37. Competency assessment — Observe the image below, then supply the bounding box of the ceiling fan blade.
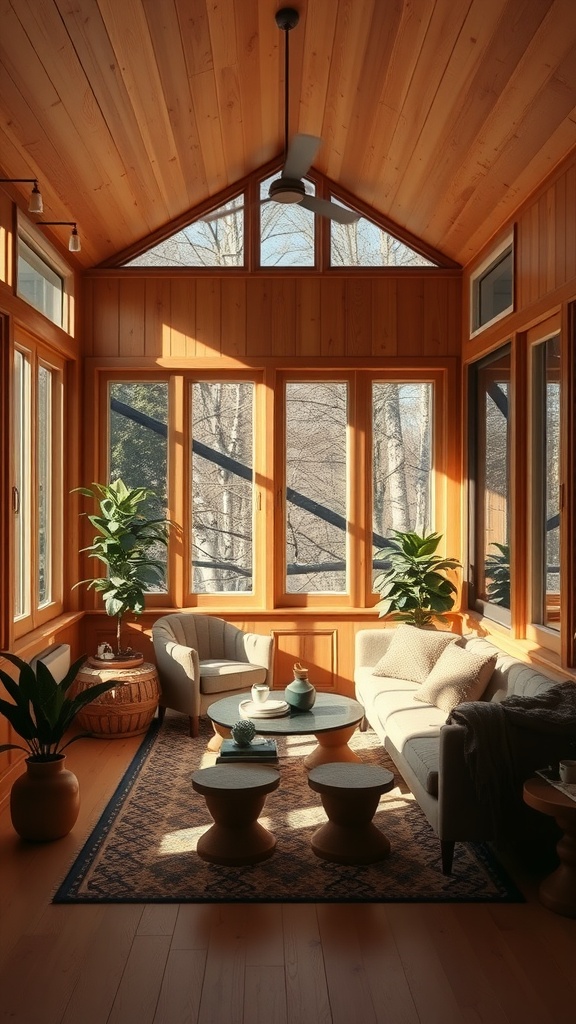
[283,134,322,180]
[299,195,360,224]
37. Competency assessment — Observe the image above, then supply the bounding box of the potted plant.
[0,652,116,840]
[485,542,510,607]
[373,529,461,627]
[74,479,170,659]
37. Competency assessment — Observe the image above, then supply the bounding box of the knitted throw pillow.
[371,624,460,684]
[413,643,497,713]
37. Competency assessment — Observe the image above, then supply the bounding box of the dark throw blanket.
[448,683,576,839]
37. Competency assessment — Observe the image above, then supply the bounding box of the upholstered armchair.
[152,613,274,739]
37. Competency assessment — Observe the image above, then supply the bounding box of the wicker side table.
[73,661,160,738]
[308,762,395,864]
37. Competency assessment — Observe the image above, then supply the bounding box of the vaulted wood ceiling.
[1,0,575,270]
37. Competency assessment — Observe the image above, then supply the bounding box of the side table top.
[78,661,156,678]
[523,777,576,815]
[192,764,280,794]
[308,762,394,794]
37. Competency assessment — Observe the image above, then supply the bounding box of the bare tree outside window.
[285,382,348,592]
[191,381,253,593]
[372,383,432,582]
[123,196,244,268]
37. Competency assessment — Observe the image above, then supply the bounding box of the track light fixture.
[38,221,81,252]
[0,177,43,213]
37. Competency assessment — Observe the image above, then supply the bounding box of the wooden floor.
[1,731,576,1024]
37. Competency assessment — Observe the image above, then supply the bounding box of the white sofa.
[354,626,561,873]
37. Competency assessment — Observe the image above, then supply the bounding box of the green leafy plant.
[0,652,115,762]
[373,529,461,627]
[485,542,510,608]
[74,479,170,655]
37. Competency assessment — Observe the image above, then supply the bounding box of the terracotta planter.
[10,755,80,842]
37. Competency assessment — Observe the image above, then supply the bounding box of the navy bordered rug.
[53,714,524,904]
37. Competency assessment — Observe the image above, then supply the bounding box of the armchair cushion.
[200,659,268,695]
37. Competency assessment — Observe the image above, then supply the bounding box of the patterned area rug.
[54,713,524,904]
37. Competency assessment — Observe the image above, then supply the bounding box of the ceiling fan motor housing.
[269,176,307,204]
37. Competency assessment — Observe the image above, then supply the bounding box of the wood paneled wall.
[83,272,462,361]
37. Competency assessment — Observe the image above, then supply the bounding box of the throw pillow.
[371,624,460,684]
[413,643,497,713]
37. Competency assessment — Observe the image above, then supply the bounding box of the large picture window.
[104,371,440,610]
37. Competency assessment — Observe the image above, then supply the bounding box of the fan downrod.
[275,7,299,31]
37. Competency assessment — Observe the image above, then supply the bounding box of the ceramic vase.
[284,667,316,712]
[10,755,80,841]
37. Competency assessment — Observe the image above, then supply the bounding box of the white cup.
[559,759,576,784]
[251,683,270,704]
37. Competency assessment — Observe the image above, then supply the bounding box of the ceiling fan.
[269,7,359,225]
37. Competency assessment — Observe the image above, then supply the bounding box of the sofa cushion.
[371,687,447,753]
[413,643,497,713]
[399,737,440,797]
[372,624,459,683]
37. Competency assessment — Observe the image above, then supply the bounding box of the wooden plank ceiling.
[0,0,575,270]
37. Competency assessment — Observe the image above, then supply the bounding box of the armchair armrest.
[152,635,201,718]
[243,632,274,685]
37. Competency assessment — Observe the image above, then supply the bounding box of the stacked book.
[216,737,279,765]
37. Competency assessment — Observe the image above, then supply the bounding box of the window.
[190,381,254,593]
[470,238,513,335]
[468,345,511,623]
[331,202,436,267]
[124,196,245,267]
[284,381,348,594]
[531,333,561,631]
[371,382,433,580]
[17,237,64,327]
[260,174,316,266]
[108,382,169,590]
[13,344,63,636]
[102,370,440,610]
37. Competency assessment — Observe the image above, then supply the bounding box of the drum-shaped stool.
[308,762,395,864]
[192,764,280,865]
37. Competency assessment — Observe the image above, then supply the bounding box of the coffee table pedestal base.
[303,726,362,769]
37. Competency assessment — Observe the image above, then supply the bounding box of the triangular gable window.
[260,173,316,267]
[123,195,244,267]
[329,198,436,268]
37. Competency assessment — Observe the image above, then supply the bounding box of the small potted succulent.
[0,652,116,840]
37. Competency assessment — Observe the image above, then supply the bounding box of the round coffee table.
[207,692,365,769]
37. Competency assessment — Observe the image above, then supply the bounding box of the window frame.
[12,336,64,638]
[16,214,75,334]
[97,365,452,614]
[467,343,512,627]
[469,235,514,338]
[526,315,562,655]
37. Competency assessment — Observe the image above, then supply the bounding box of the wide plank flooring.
[1,731,576,1024]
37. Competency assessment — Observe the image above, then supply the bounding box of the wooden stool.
[308,762,395,864]
[192,764,280,865]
